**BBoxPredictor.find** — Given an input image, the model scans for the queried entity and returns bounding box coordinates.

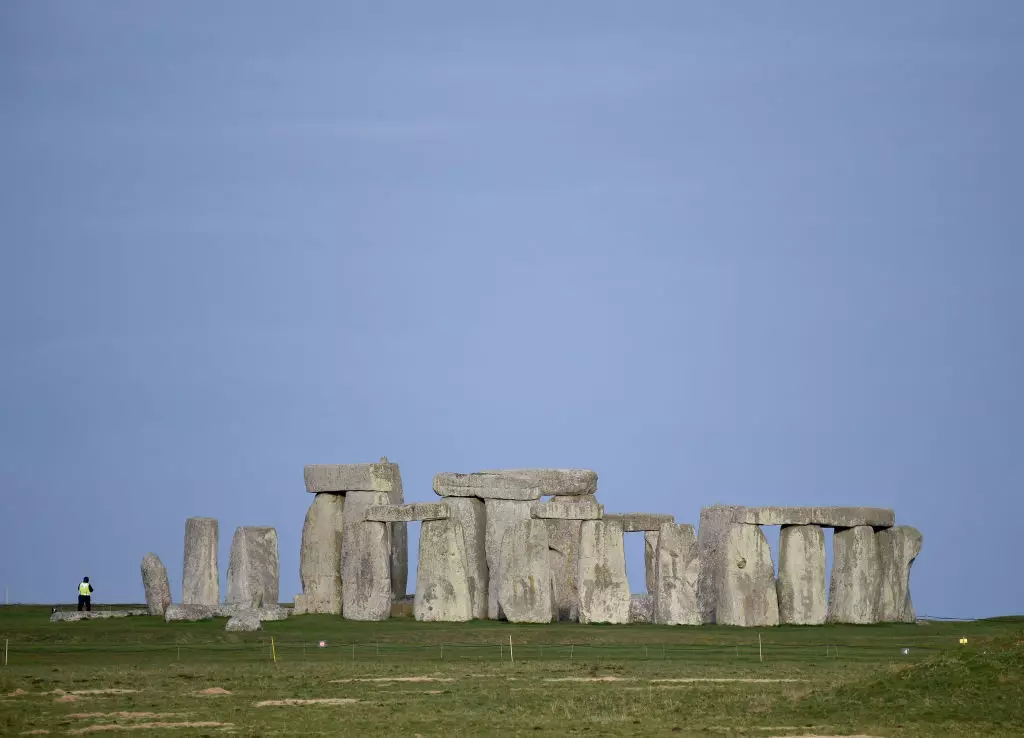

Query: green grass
[1,606,1021,736]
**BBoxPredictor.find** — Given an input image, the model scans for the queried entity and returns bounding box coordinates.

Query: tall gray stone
[546,518,583,621]
[497,519,553,623]
[226,527,279,607]
[341,490,392,620]
[578,520,630,624]
[714,524,779,627]
[828,525,881,624]
[776,525,827,625]
[652,523,700,626]
[182,517,219,606]
[442,497,488,619]
[696,505,744,623]
[140,553,171,616]
[644,531,659,593]
[299,493,345,614]
[415,519,473,622]
[876,526,922,623]
[484,498,533,619]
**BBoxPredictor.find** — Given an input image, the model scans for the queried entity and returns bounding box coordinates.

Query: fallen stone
[299,493,345,615]
[164,604,288,622]
[414,519,473,622]
[714,524,779,627]
[629,594,654,624]
[254,606,290,621]
[653,523,701,626]
[828,525,881,624]
[696,505,745,624]
[341,494,392,621]
[141,553,171,616]
[164,604,215,622]
[603,513,675,532]
[226,527,279,607]
[434,472,542,501]
[441,497,488,619]
[481,468,598,496]
[876,526,922,623]
[497,519,553,623]
[578,520,630,624]
[777,525,827,625]
[303,459,403,494]
[531,497,603,520]
[484,498,533,619]
[51,609,149,622]
[365,502,450,522]
[225,612,262,632]
[738,506,895,529]
[182,517,219,606]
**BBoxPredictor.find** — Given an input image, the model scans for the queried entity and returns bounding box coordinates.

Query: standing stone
[828,525,881,624]
[140,553,171,616]
[386,466,408,603]
[299,493,345,614]
[714,524,779,627]
[415,519,473,622]
[341,490,392,620]
[696,505,744,624]
[546,518,583,621]
[442,497,488,619]
[182,517,219,606]
[226,527,280,607]
[777,525,827,625]
[876,526,922,623]
[644,531,659,594]
[497,519,553,623]
[484,499,533,619]
[578,520,630,624]
[652,523,700,626]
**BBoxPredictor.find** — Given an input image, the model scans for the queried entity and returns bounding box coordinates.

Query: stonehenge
[140,553,171,616]
[876,526,923,623]
[777,525,827,625]
[652,523,700,625]
[415,518,473,622]
[497,519,554,623]
[298,493,345,614]
[828,526,882,624]
[226,526,279,607]
[578,520,630,624]
[182,517,219,605]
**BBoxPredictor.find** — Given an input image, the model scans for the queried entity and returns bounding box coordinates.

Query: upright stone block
[182,517,219,606]
[140,553,171,616]
[696,505,744,623]
[876,526,922,623]
[415,519,473,622]
[714,524,779,627]
[442,497,488,619]
[828,525,881,624]
[578,520,630,624]
[546,518,583,621]
[644,531,659,593]
[777,525,827,625]
[653,523,700,626]
[299,493,345,614]
[341,491,392,620]
[484,499,533,619]
[226,527,279,607]
[497,519,553,623]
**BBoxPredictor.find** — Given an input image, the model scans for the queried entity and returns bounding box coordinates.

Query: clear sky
[2,2,1021,617]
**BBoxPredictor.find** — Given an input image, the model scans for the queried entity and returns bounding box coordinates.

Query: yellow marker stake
[271,636,278,663]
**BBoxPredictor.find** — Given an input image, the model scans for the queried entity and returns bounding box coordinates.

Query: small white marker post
[509,634,514,664]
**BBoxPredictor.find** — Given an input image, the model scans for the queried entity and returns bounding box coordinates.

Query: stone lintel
[364,503,451,522]
[603,512,675,532]
[738,506,895,528]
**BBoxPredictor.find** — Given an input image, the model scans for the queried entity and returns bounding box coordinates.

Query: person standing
[77,577,94,612]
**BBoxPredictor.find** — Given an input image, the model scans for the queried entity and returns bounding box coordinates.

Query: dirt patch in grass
[66,722,232,734]
[255,698,361,707]
[197,687,232,696]
[69,713,185,720]
[19,731,50,735]
[331,676,454,683]
[71,690,139,696]
[651,678,807,684]
[55,694,83,703]
[543,676,632,682]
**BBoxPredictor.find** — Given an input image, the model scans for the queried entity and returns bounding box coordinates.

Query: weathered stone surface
[164,604,215,622]
[604,513,675,532]
[163,604,289,622]
[52,609,149,622]
[441,497,488,619]
[365,503,450,522]
[141,553,171,616]
[341,494,392,621]
[777,525,827,625]
[644,531,659,593]
[531,497,603,520]
[299,493,345,615]
[484,499,533,619]
[828,526,881,624]
[434,472,543,501]
[226,527,280,607]
[546,518,583,622]
[714,524,780,627]
[696,505,745,624]
[876,526,922,623]
[653,523,701,626]
[303,460,403,494]
[293,594,309,614]
[182,517,219,606]
[738,506,895,529]
[387,467,408,601]
[578,520,630,624]
[629,594,654,623]
[497,519,553,623]
[225,612,262,632]
[414,519,473,622]
[483,468,598,496]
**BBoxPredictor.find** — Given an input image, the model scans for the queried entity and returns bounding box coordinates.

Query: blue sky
[1,2,1021,617]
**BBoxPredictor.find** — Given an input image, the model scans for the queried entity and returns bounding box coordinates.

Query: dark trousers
[77,595,91,612]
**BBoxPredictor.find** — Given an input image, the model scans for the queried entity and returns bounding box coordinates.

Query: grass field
[0,606,1021,736]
